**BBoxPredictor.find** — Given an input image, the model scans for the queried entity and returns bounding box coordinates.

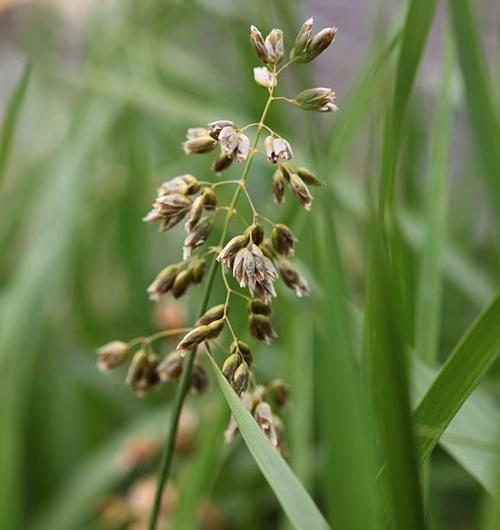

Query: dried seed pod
[248,298,272,316]
[126,350,160,396]
[183,217,213,259]
[264,135,293,163]
[269,379,290,409]
[185,195,205,233]
[248,313,276,343]
[171,270,192,299]
[260,238,278,261]
[307,27,337,61]
[206,318,225,339]
[264,28,284,65]
[182,135,218,154]
[232,362,250,395]
[245,223,264,245]
[271,224,295,256]
[157,351,184,381]
[213,153,233,173]
[219,126,239,155]
[293,87,337,112]
[189,258,206,284]
[217,234,250,265]
[289,173,313,211]
[289,17,314,61]
[230,340,253,366]
[250,25,268,63]
[251,279,277,304]
[202,188,217,210]
[158,213,186,232]
[147,264,181,301]
[222,353,241,382]
[176,325,210,350]
[253,67,276,89]
[159,174,200,196]
[96,340,128,372]
[279,260,310,297]
[207,120,235,140]
[272,168,286,204]
[296,167,322,186]
[190,364,209,394]
[254,401,278,447]
[233,133,251,163]
[197,304,225,326]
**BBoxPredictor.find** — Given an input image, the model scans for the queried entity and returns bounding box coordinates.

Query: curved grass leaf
[0,61,31,185]
[448,0,500,233]
[207,350,331,530]
[378,0,438,215]
[413,292,500,465]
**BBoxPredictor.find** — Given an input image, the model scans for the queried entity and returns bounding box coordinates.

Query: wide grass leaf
[207,351,331,530]
[413,292,500,465]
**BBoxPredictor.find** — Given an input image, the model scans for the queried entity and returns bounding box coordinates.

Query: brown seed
[217,234,250,265]
[272,168,286,204]
[279,260,311,297]
[96,340,128,372]
[206,318,225,339]
[248,298,272,316]
[230,340,253,366]
[245,223,264,245]
[126,350,160,396]
[157,351,184,381]
[271,224,295,256]
[171,270,192,299]
[190,364,209,394]
[248,313,276,343]
[296,167,322,186]
[269,379,290,409]
[189,258,206,284]
[213,153,233,173]
[250,25,268,63]
[232,362,250,395]
[197,304,225,326]
[222,353,241,382]
[182,136,217,154]
[289,173,313,211]
[176,325,210,350]
[202,188,217,210]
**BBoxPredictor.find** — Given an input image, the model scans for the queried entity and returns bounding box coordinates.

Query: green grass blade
[171,403,228,530]
[378,0,438,215]
[414,32,453,364]
[413,292,500,465]
[365,223,426,530]
[448,0,500,233]
[29,409,168,530]
[0,61,31,185]
[207,351,331,530]
[313,194,382,530]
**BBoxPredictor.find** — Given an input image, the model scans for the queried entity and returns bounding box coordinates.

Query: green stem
[147,82,276,530]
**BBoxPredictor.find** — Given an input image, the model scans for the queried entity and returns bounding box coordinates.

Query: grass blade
[378,0,438,215]
[448,0,500,233]
[313,194,382,530]
[0,61,31,185]
[413,292,500,465]
[364,222,426,530]
[207,350,331,530]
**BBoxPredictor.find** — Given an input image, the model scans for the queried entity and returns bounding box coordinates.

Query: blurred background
[0,1,499,529]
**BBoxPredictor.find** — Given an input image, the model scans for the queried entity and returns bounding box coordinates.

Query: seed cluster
[96,17,337,452]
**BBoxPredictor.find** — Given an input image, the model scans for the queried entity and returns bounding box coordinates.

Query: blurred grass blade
[30,409,168,530]
[378,0,438,215]
[172,404,228,530]
[413,292,500,465]
[207,351,331,530]
[0,61,31,184]
[448,0,500,233]
[414,32,453,364]
[313,193,381,530]
[365,222,426,530]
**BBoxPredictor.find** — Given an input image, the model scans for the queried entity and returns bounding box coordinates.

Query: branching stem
[147,72,277,530]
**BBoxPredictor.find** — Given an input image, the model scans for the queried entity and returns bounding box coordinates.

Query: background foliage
[0,1,499,529]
